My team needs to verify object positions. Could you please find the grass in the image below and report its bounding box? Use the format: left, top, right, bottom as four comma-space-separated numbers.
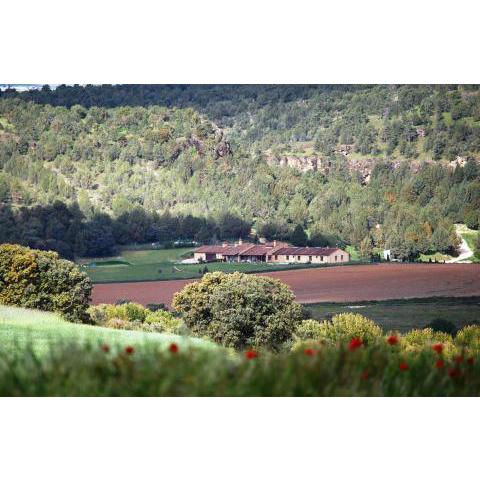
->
0, 305, 216, 356
418, 252, 452, 262
1, 328, 479, 396
79, 246, 361, 283
304, 297, 480, 333
462, 231, 479, 262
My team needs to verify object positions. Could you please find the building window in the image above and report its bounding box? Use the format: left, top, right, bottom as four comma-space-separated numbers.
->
320, 256, 323, 261
286, 255, 289, 260
309, 256, 312, 262
297, 256, 301, 261
335, 256, 338, 261
275, 255, 278, 260
341, 255, 344, 260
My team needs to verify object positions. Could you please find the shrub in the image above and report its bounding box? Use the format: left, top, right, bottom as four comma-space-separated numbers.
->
293, 313, 383, 350
88, 302, 183, 334
402, 328, 456, 356
455, 325, 480, 354
0, 243, 91, 322
172, 271, 303, 350
425, 318, 458, 335
145, 310, 183, 334
294, 319, 327, 341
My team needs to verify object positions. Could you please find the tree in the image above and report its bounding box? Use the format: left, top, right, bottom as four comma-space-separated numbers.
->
0, 244, 92, 322
359, 235, 374, 262
290, 224, 308, 247
172, 272, 303, 350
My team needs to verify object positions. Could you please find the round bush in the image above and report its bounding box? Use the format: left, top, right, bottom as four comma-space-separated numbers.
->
0, 243, 92, 322
402, 328, 456, 356
455, 325, 480, 354
172, 271, 303, 350
294, 313, 383, 348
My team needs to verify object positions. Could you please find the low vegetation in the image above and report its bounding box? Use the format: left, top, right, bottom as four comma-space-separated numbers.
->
1, 317, 479, 395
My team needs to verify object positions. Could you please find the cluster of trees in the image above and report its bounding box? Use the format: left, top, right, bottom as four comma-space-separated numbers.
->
0, 201, 251, 258
1, 85, 479, 261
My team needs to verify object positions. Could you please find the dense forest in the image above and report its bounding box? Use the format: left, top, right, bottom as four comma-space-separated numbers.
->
0, 84, 479, 259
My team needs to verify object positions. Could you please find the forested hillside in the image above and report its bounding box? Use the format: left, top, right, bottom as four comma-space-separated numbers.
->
0, 85, 479, 260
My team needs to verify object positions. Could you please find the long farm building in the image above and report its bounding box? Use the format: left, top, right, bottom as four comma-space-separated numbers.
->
193, 240, 349, 264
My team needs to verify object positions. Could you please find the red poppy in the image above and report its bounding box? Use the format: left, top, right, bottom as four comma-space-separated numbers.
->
304, 348, 316, 356
169, 343, 179, 354
454, 355, 464, 364
125, 345, 134, 355
245, 350, 258, 360
399, 362, 409, 371
387, 335, 398, 346
101, 344, 110, 353
348, 337, 363, 351
361, 370, 369, 380
448, 368, 460, 378
432, 343, 443, 354
435, 359, 445, 369
467, 357, 475, 366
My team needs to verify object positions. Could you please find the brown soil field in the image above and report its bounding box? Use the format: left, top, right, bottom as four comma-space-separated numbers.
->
91, 263, 480, 306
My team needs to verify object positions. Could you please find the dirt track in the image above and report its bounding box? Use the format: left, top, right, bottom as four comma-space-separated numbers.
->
91, 263, 480, 306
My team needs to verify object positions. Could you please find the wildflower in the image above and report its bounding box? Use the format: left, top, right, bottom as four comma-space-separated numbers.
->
169, 343, 179, 354
361, 370, 369, 380
454, 355, 464, 364
387, 335, 398, 346
399, 362, 409, 371
348, 337, 363, 351
467, 357, 475, 366
125, 345, 134, 355
432, 343, 443, 355
435, 359, 445, 369
448, 368, 460, 378
304, 348, 316, 356
245, 350, 258, 360
101, 344, 110, 353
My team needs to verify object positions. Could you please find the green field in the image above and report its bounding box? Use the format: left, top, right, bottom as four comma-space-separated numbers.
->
79, 247, 356, 283
0, 305, 215, 355
304, 297, 480, 333
462, 231, 479, 262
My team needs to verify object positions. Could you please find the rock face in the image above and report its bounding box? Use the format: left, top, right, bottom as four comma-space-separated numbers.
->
215, 141, 231, 158
265, 154, 375, 184
267, 155, 320, 172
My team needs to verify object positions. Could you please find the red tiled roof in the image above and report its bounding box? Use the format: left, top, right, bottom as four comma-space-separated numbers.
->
274, 247, 341, 256
222, 243, 256, 256
194, 245, 230, 254
241, 245, 270, 256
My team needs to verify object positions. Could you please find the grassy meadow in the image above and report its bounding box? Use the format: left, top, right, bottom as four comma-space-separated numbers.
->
305, 297, 480, 333
0, 305, 216, 356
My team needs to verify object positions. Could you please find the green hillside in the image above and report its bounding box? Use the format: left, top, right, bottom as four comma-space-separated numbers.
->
0, 85, 479, 263
0, 305, 216, 355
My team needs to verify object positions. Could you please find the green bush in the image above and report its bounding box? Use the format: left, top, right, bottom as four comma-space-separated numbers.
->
455, 325, 480, 354
88, 302, 182, 334
172, 272, 303, 350
293, 313, 383, 350
0, 243, 91, 322
145, 310, 183, 334
401, 328, 456, 356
